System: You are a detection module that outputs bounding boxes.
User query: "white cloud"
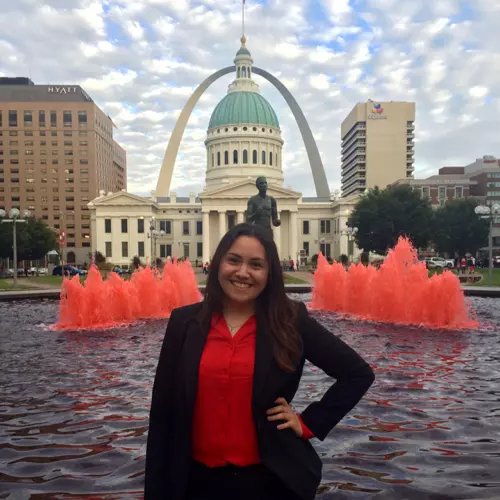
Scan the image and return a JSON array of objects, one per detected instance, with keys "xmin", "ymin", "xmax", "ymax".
[
  {"xmin": 469, "ymin": 86, "xmax": 488, "ymax": 98},
  {"xmin": 82, "ymin": 70, "xmax": 138, "ymax": 91},
  {"xmin": 124, "ymin": 20, "xmax": 144, "ymax": 40},
  {"xmin": 1, "ymin": 0, "xmax": 500, "ymax": 196},
  {"xmin": 309, "ymin": 74, "xmax": 330, "ymax": 91}
]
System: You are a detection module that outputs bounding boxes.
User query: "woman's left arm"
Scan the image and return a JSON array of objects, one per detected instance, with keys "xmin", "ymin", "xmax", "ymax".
[{"xmin": 298, "ymin": 302, "xmax": 375, "ymax": 441}]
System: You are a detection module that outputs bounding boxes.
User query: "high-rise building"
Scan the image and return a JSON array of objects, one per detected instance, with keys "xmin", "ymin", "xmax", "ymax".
[
  {"xmin": 341, "ymin": 101, "xmax": 415, "ymax": 197},
  {"xmin": 0, "ymin": 78, "xmax": 127, "ymax": 264}
]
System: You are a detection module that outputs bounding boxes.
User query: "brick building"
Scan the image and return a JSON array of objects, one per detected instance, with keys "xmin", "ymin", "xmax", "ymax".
[
  {"xmin": 392, "ymin": 167, "xmax": 475, "ymax": 208},
  {"xmin": 0, "ymin": 77, "xmax": 126, "ymax": 264}
]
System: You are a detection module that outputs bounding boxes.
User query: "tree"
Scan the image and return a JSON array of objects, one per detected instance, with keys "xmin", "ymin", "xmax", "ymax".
[
  {"xmin": 348, "ymin": 185, "xmax": 434, "ymax": 254},
  {"xmin": 93, "ymin": 251, "xmax": 106, "ymax": 264},
  {"xmin": 131, "ymin": 256, "xmax": 143, "ymax": 270},
  {"xmin": 360, "ymin": 251, "xmax": 370, "ymax": 266},
  {"xmin": 433, "ymin": 198, "xmax": 489, "ymax": 257},
  {"xmin": 0, "ymin": 215, "xmax": 58, "ymax": 261}
]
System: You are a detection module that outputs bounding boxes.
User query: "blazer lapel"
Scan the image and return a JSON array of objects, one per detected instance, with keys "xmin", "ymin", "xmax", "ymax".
[
  {"xmin": 252, "ymin": 321, "xmax": 275, "ymax": 409},
  {"xmin": 182, "ymin": 316, "xmax": 210, "ymax": 418}
]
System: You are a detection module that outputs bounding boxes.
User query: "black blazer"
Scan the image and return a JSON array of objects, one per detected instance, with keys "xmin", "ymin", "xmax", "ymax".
[{"xmin": 145, "ymin": 301, "xmax": 375, "ymax": 500}]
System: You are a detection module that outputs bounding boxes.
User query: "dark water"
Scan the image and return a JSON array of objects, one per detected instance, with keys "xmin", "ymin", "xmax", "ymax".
[{"xmin": 1, "ymin": 297, "xmax": 499, "ymax": 500}]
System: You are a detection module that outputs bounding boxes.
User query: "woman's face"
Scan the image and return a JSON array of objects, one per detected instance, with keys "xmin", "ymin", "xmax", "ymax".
[{"xmin": 218, "ymin": 236, "xmax": 269, "ymax": 306}]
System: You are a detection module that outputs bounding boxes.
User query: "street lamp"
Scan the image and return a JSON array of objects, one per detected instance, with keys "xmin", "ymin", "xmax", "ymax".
[
  {"xmin": 474, "ymin": 203, "xmax": 500, "ymax": 285},
  {"xmin": 0, "ymin": 208, "xmax": 30, "ymax": 286},
  {"xmin": 148, "ymin": 217, "xmax": 165, "ymax": 265},
  {"xmin": 342, "ymin": 225, "xmax": 358, "ymax": 262}
]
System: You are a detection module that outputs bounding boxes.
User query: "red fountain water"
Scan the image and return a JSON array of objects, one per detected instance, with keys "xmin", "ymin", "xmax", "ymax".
[
  {"xmin": 55, "ymin": 259, "xmax": 201, "ymax": 330},
  {"xmin": 311, "ymin": 237, "xmax": 477, "ymax": 329}
]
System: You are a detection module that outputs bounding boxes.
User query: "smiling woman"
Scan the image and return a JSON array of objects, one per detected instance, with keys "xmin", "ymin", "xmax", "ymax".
[{"xmin": 145, "ymin": 223, "xmax": 375, "ymax": 500}]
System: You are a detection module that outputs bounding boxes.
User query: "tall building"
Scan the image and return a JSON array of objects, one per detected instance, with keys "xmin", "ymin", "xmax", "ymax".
[
  {"xmin": 341, "ymin": 101, "xmax": 416, "ymax": 197},
  {"xmin": 0, "ymin": 78, "xmax": 126, "ymax": 264}
]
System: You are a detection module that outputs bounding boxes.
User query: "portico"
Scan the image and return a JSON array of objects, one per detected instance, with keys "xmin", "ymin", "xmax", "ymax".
[{"xmin": 199, "ymin": 179, "xmax": 302, "ymax": 263}]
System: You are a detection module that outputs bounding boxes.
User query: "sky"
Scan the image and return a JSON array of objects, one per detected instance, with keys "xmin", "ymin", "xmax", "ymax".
[{"xmin": 1, "ymin": 0, "xmax": 500, "ymax": 198}]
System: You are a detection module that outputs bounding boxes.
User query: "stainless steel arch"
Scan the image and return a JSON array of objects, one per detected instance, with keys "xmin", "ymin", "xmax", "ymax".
[
  {"xmin": 155, "ymin": 65, "xmax": 330, "ymax": 198},
  {"xmin": 252, "ymin": 67, "xmax": 330, "ymax": 198}
]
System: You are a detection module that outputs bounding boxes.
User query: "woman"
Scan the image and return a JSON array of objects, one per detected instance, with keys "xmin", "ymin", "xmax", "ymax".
[{"xmin": 145, "ymin": 223, "xmax": 375, "ymax": 500}]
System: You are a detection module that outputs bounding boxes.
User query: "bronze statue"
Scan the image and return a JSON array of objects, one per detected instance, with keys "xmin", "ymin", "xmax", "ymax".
[{"xmin": 246, "ymin": 176, "xmax": 281, "ymax": 231}]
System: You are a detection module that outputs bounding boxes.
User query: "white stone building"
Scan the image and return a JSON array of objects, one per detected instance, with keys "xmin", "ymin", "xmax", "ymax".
[{"xmin": 89, "ymin": 38, "xmax": 360, "ymax": 267}]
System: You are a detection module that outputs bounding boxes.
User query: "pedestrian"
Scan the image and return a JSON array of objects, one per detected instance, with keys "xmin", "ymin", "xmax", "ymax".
[
  {"xmin": 145, "ymin": 223, "xmax": 375, "ymax": 500},
  {"xmin": 460, "ymin": 256, "xmax": 467, "ymax": 275}
]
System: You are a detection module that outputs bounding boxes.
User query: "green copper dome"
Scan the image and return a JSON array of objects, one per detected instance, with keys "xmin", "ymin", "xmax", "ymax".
[
  {"xmin": 236, "ymin": 47, "xmax": 251, "ymax": 56},
  {"xmin": 208, "ymin": 91, "xmax": 280, "ymax": 129}
]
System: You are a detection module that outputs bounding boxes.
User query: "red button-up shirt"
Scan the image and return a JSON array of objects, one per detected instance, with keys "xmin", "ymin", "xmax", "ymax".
[{"xmin": 191, "ymin": 314, "xmax": 314, "ymax": 468}]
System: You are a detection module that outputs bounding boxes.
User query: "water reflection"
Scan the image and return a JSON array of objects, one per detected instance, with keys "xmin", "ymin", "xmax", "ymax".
[{"xmin": 1, "ymin": 297, "xmax": 499, "ymax": 499}]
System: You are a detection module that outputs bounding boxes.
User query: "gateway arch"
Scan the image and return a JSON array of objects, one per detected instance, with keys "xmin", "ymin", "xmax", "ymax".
[{"xmin": 155, "ymin": 66, "xmax": 330, "ymax": 198}]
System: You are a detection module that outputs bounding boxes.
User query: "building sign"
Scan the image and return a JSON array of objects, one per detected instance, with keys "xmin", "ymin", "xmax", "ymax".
[
  {"xmin": 367, "ymin": 102, "xmax": 387, "ymax": 120},
  {"xmin": 48, "ymin": 86, "xmax": 78, "ymax": 94}
]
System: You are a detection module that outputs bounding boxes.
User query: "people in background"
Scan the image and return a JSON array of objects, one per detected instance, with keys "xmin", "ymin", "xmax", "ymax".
[{"xmin": 460, "ymin": 256, "xmax": 467, "ymax": 275}]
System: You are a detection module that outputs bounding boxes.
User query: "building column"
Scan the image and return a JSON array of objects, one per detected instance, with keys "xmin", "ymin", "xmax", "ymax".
[
  {"xmin": 202, "ymin": 211, "xmax": 210, "ymax": 263},
  {"xmin": 219, "ymin": 211, "xmax": 226, "ymax": 240},
  {"xmin": 273, "ymin": 214, "xmax": 281, "ymax": 258},
  {"xmin": 290, "ymin": 211, "xmax": 298, "ymax": 262},
  {"xmin": 237, "ymin": 210, "xmax": 245, "ymax": 224}
]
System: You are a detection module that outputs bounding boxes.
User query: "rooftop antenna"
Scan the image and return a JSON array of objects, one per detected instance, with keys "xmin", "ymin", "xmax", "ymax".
[{"xmin": 242, "ymin": 0, "xmax": 246, "ymax": 38}]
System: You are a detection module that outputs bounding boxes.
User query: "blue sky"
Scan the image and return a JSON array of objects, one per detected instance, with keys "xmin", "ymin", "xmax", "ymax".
[{"xmin": 1, "ymin": 0, "xmax": 499, "ymax": 197}]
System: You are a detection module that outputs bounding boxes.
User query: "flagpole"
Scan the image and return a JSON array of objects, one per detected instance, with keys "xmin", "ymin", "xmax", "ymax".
[{"xmin": 242, "ymin": 0, "xmax": 245, "ymax": 37}]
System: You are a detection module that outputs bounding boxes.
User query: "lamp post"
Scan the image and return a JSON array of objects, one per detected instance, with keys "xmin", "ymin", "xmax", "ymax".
[
  {"xmin": 149, "ymin": 217, "xmax": 156, "ymax": 264},
  {"xmin": 148, "ymin": 217, "xmax": 165, "ymax": 266},
  {"xmin": 474, "ymin": 203, "xmax": 500, "ymax": 285},
  {"xmin": 0, "ymin": 208, "xmax": 30, "ymax": 286},
  {"xmin": 342, "ymin": 225, "xmax": 358, "ymax": 262}
]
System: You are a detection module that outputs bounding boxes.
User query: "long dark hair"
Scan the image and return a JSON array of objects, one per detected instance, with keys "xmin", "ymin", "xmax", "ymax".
[{"xmin": 198, "ymin": 223, "xmax": 302, "ymax": 372}]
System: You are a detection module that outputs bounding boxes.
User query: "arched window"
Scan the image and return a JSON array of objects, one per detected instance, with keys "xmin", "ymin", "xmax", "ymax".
[
  {"xmin": 262, "ymin": 150, "xmax": 266, "ymax": 164},
  {"xmin": 248, "ymin": 67, "xmax": 251, "ymax": 78},
  {"xmin": 242, "ymin": 66, "xmax": 247, "ymax": 78},
  {"xmin": 270, "ymin": 152, "xmax": 273, "ymax": 166},
  {"xmin": 276, "ymin": 152, "xmax": 279, "ymax": 167},
  {"xmin": 237, "ymin": 67, "xmax": 240, "ymax": 78},
  {"xmin": 252, "ymin": 150, "xmax": 257, "ymax": 164},
  {"xmin": 243, "ymin": 149, "xmax": 248, "ymax": 164},
  {"xmin": 224, "ymin": 151, "xmax": 229, "ymax": 165},
  {"xmin": 217, "ymin": 152, "xmax": 221, "ymax": 166},
  {"xmin": 212, "ymin": 153, "xmax": 214, "ymax": 167},
  {"xmin": 233, "ymin": 149, "xmax": 238, "ymax": 164}
]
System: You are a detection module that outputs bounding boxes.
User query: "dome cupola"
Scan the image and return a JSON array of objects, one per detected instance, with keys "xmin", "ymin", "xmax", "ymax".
[{"xmin": 204, "ymin": 37, "xmax": 284, "ymax": 190}]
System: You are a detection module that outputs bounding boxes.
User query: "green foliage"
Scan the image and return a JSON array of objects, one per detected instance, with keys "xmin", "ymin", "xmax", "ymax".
[
  {"xmin": 433, "ymin": 198, "xmax": 489, "ymax": 256},
  {"xmin": 131, "ymin": 256, "xmax": 143, "ymax": 269},
  {"xmin": 93, "ymin": 251, "xmax": 106, "ymax": 264},
  {"xmin": 348, "ymin": 185, "xmax": 434, "ymax": 254},
  {"xmin": 360, "ymin": 251, "xmax": 370, "ymax": 266},
  {"xmin": 98, "ymin": 262, "xmax": 114, "ymax": 272},
  {"xmin": 0, "ymin": 216, "xmax": 58, "ymax": 261}
]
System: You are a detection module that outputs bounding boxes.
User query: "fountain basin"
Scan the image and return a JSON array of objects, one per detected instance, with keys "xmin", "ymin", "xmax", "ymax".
[{"xmin": 1, "ymin": 296, "xmax": 499, "ymax": 499}]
